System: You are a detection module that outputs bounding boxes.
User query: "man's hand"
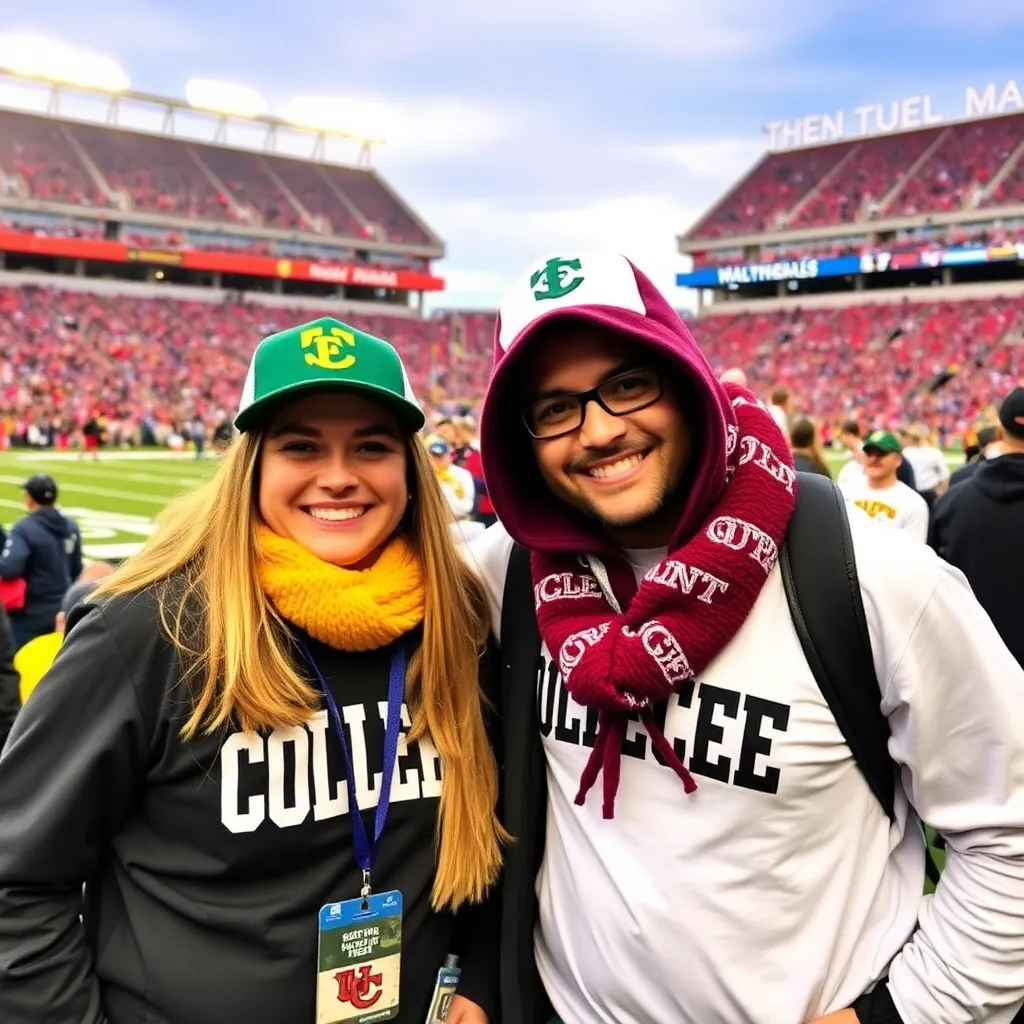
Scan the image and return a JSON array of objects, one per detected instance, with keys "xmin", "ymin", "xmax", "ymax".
[
  {"xmin": 446, "ymin": 994, "xmax": 488, "ymax": 1024},
  {"xmin": 808, "ymin": 1010, "xmax": 858, "ymax": 1024}
]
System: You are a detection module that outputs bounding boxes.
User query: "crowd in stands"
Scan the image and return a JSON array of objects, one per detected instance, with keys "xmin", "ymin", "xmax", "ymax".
[
  {"xmin": 0, "ymin": 288, "xmax": 497, "ymax": 451},
  {"xmin": 690, "ymin": 112, "xmax": 1024, "ymax": 239},
  {"xmin": 0, "ymin": 109, "xmax": 430, "ymax": 246},
  {"xmin": 890, "ymin": 117, "xmax": 1023, "ymax": 217},
  {"xmin": 696, "ymin": 296, "xmax": 1024, "ymax": 443},
  {"xmin": 0, "ymin": 111, "xmax": 106, "ymax": 208},
  {"xmin": 1, "ymin": 286, "xmax": 1020, "ymax": 452}
]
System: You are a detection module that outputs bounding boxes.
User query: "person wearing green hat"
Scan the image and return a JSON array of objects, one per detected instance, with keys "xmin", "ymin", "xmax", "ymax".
[
  {"xmin": 838, "ymin": 428, "xmax": 930, "ymax": 542},
  {"xmin": 0, "ymin": 317, "xmax": 505, "ymax": 1024}
]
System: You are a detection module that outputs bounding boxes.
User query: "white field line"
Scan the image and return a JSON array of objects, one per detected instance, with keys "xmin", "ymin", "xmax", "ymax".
[{"xmin": 0, "ymin": 476, "xmax": 168, "ymax": 504}]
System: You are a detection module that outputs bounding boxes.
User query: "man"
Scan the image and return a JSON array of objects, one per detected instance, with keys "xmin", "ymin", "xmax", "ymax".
[
  {"xmin": 929, "ymin": 387, "xmax": 1024, "ymax": 667},
  {"xmin": 838, "ymin": 430, "xmax": 930, "ymax": 543},
  {"xmin": 768, "ymin": 385, "xmax": 792, "ymax": 434},
  {"xmin": 838, "ymin": 420, "xmax": 917, "ymax": 492},
  {"xmin": 0, "ymin": 475, "xmax": 82, "ymax": 649},
  {"xmin": 899, "ymin": 423, "xmax": 949, "ymax": 508},
  {"xmin": 470, "ymin": 251, "xmax": 1024, "ymax": 1023},
  {"xmin": 948, "ymin": 424, "xmax": 1002, "ymax": 488}
]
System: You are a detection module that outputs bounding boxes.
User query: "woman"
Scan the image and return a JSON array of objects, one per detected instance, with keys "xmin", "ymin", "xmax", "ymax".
[
  {"xmin": 0, "ymin": 317, "xmax": 506, "ymax": 1024},
  {"xmin": 790, "ymin": 416, "xmax": 832, "ymax": 477}
]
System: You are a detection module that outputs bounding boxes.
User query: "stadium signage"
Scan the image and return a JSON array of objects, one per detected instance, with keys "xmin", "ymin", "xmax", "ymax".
[
  {"xmin": 0, "ymin": 230, "xmax": 445, "ymax": 292},
  {"xmin": 306, "ymin": 263, "xmax": 402, "ymax": 288},
  {"xmin": 765, "ymin": 79, "xmax": 1024, "ymax": 150},
  {"xmin": 676, "ymin": 245, "xmax": 1024, "ymax": 290},
  {"xmin": 716, "ymin": 258, "xmax": 820, "ymax": 285}
]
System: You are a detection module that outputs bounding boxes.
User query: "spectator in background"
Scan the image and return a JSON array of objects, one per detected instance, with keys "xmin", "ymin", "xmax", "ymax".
[
  {"xmin": 434, "ymin": 417, "xmax": 460, "ymax": 449},
  {"xmin": 0, "ymin": 475, "xmax": 82, "ymax": 649},
  {"xmin": 838, "ymin": 430, "xmax": 930, "ymax": 542},
  {"xmin": 80, "ymin": 415, "xmax": 102, "ymax": 462},
  {"xmin": 188, "ymin": 414, "xmax": 207, "ymax": 459},
  {"xmin": 719, "ymin": 367, "xmax": 748, "ymax": 387},
  {"xmin": 789, "ymin": 417, "xmax": 832, "ymax": 477},
  {"xmin": 899, "ymin": 422, "xmax": 950, "ymax": 508},
  {"xmin": 930, "ymin": 387, "xmax": 1024, "ymax": 667},
  {"xmin": 838, "ymin": 419, "xmax": 917, "ymax": 491},
  {"xmin": 427, "ymin": 437, "xmax": 476, "ymax": 524},
  {"xmin": 949, "ymin": 424, "xmax": 1002, "ymax": 488},
  {"xmin": 768, "ymin": 386, "xmax": 792, "ymax": 435},
  {"xmin": 0, "ymin": 603, "xmax": 18, "ymax": 753},
  {"xmin": 211, "ymin": 415, "xmax": 234, "ymax": 454},
  {"xmin": 453, "ymin": 419, "xmax": 496, "ymax": 529}
]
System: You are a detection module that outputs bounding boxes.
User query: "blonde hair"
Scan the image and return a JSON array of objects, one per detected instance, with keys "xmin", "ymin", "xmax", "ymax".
[{"xmin": 95, "ymin": 429, "xmax": 507, "ymax": 910}]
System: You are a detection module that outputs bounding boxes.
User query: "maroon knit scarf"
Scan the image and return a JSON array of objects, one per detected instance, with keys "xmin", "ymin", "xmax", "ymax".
[{"xmin": 531, "ymin": 386, "xmax": 797, "ymax": 818}]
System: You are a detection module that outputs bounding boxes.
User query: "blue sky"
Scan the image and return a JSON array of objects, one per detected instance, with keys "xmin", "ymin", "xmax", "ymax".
[{"xmin": 1, "ymin": 1, "xmax": 1022, "ymax": 310}]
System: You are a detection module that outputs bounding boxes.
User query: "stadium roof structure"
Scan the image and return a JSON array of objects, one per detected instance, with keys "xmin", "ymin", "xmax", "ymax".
[{"xmin": 0, "ymin": 68, "xmax": 385, "ymax": 165}]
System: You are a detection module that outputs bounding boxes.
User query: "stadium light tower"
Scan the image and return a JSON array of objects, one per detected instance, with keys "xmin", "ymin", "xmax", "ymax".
[
  {"xmin": 0, "ymin": 33, "xmax": 130, "ymax": 93},
  {"xmin": 283, "ymin": 95, "xmax": 388, "ymax": 161},
  {"xmin": 185, "ymin": 78, "xmax": 269, "ymax": 143}
]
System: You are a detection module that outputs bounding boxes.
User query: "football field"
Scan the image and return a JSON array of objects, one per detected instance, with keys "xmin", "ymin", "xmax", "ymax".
[{"xmin": 0, "ymin": 450, "xmax": 219, "ymax": 562}]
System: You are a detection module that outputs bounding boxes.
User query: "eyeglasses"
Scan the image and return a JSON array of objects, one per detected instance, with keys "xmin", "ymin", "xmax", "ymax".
[{"xmin": 522, "ymin": 368, "xmax": 663, "ymax": 440}]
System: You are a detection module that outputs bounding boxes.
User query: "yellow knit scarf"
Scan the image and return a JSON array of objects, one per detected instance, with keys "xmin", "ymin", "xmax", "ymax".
[{"xmin": 255, "ymin": 525, "xmax": 425, "ymax": 651}]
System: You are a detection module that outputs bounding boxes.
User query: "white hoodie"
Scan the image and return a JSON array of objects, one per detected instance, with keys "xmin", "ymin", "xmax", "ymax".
[{"xmin": 467, "ymin": 508, "xmax": 1024, "ymax": 1024}]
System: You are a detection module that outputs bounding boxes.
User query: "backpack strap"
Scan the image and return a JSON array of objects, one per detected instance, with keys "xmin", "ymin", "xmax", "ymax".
[
  {"xmin": 779, "ymin": 473, "xmax": 941, "ymax": 885},
  {"xmin": 501, "ymin": 542, "xmax": 539, "ymax": 657},
  {"xmin": 779, "ymin": 472, "xmax": 895, "ymax": 819}
]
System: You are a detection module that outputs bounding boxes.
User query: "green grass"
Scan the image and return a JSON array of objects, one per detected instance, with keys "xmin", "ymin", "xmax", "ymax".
[{"xmin": 0, "ymin": 449, "xmax": 219, "ymax": 561}]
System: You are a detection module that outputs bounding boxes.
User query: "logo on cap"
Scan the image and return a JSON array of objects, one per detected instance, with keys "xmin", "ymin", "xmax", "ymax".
[
  {"xmin": 530, "ymin": 257, "xmax": 584, "ymax": 301},
  {"xmin": 301, "ymin": 324, "xmax": 356, "ymax": 370}
]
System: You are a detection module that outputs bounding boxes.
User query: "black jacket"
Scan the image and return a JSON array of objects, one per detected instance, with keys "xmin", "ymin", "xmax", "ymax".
[
  {"xmin": 0, "ymin": 507, "xmax": 82, "ymax": 619},
  {"xmin": 0, "ymin": 587, "xmax": 499, "ymax": 1023},
  {"xmin": 929, "ymin": 452, "xmax": 1024, "ymax": 667},
  {"xmin": 0, "ymin": 604, "xmax": 19, "ymax": 752}
]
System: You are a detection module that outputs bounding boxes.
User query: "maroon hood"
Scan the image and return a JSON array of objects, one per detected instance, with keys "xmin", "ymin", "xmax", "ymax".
[{"xmin": 479, "ymin": 252, "xmax": 735, "ymax": 557}]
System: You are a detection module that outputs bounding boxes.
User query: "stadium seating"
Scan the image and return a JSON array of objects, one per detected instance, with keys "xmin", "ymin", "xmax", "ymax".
[
  {"xmin": 0, "ymin": 109, "xmax": 432, "ymax": 246},
  {"xmin": 0, "ymin": 111, "xmax": 107, "ymax": 208},
  {"xmin": 790, "ymin": 130, "xmax": 942, "ymax": 227},
  {"xmin": 689, "ymin": 114, "xmax": 1024, "ymax": 239},
  {"xmin": 887, "ymin": 116, "xmax": 1024, "ymax": 216},
  {"xmin": 70, "ymin": 126, "xmax": 238, "ymax": 222},
  {"xmin": 690, "ymin": 145, "xmax": 849, "ymax": 238}
]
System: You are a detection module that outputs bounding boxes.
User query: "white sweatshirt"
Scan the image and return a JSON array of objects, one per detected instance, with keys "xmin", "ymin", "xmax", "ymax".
[{"xmin": 467, "ymin": 509, "xmax": 1024, "ymax": 1024}]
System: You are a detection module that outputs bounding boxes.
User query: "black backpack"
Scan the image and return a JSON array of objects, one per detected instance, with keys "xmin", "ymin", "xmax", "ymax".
[{"xmin": 501, "ymin": 471, "xmax": 940, "ymax": 884}]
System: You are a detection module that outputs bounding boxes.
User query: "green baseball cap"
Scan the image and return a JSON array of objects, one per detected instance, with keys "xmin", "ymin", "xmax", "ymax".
[
  {"xmin": 862, "ymin": 429, "xmax": 902, "ymax": 454},
  {"xmin": 234, "ymin": 317, "xmax": 424, "ymax": 433}
]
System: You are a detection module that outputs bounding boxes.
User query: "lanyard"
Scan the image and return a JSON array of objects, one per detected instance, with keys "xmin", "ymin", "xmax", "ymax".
[{"xmin": 298, "ymin": 637, "xmax": 406, "ymax": 901}]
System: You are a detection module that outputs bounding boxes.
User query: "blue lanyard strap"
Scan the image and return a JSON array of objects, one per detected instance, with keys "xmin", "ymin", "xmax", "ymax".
[{"xmin": 297, "ymin": 637, "xmax": 406, "ymax": 898}]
